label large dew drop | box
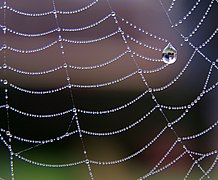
[162,43,177,64]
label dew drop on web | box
[162,42,177,64]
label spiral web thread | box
[0,0,217,179]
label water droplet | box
[2,26,7,34]
[2,63,7,69]
[2,44,7,49]
[177,137,181,142]
[162,43,177,64]
[167,123,171,127]
[66,77,70,81]
[58,35,62,42]
[3,79,8,85]
[184,37,189,42]
[5,104,9,109]
[6,131,11,136]
[63,63,67,68]
[53,10,58,18]
[57,27,61,32]
[111,11,116,17]
[137,69,142,74]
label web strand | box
[2,0,14,179]
[159,0,216,178]
[51,0,94,179]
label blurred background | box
[0,0,217,179]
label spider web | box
[0,0,217,179]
